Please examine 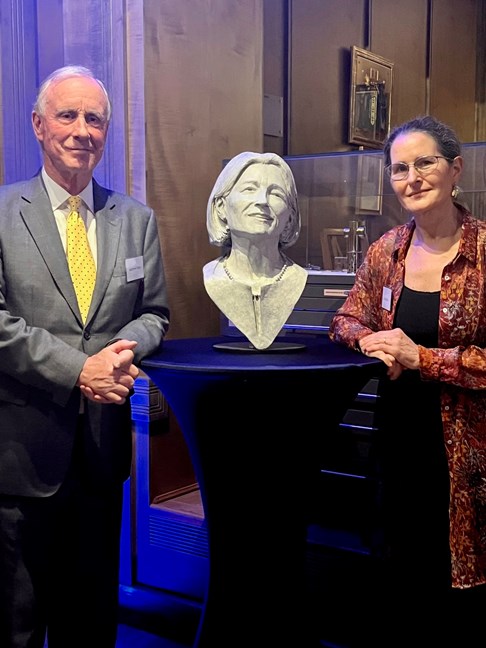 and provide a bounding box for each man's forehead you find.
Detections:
[47,77,106,107]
